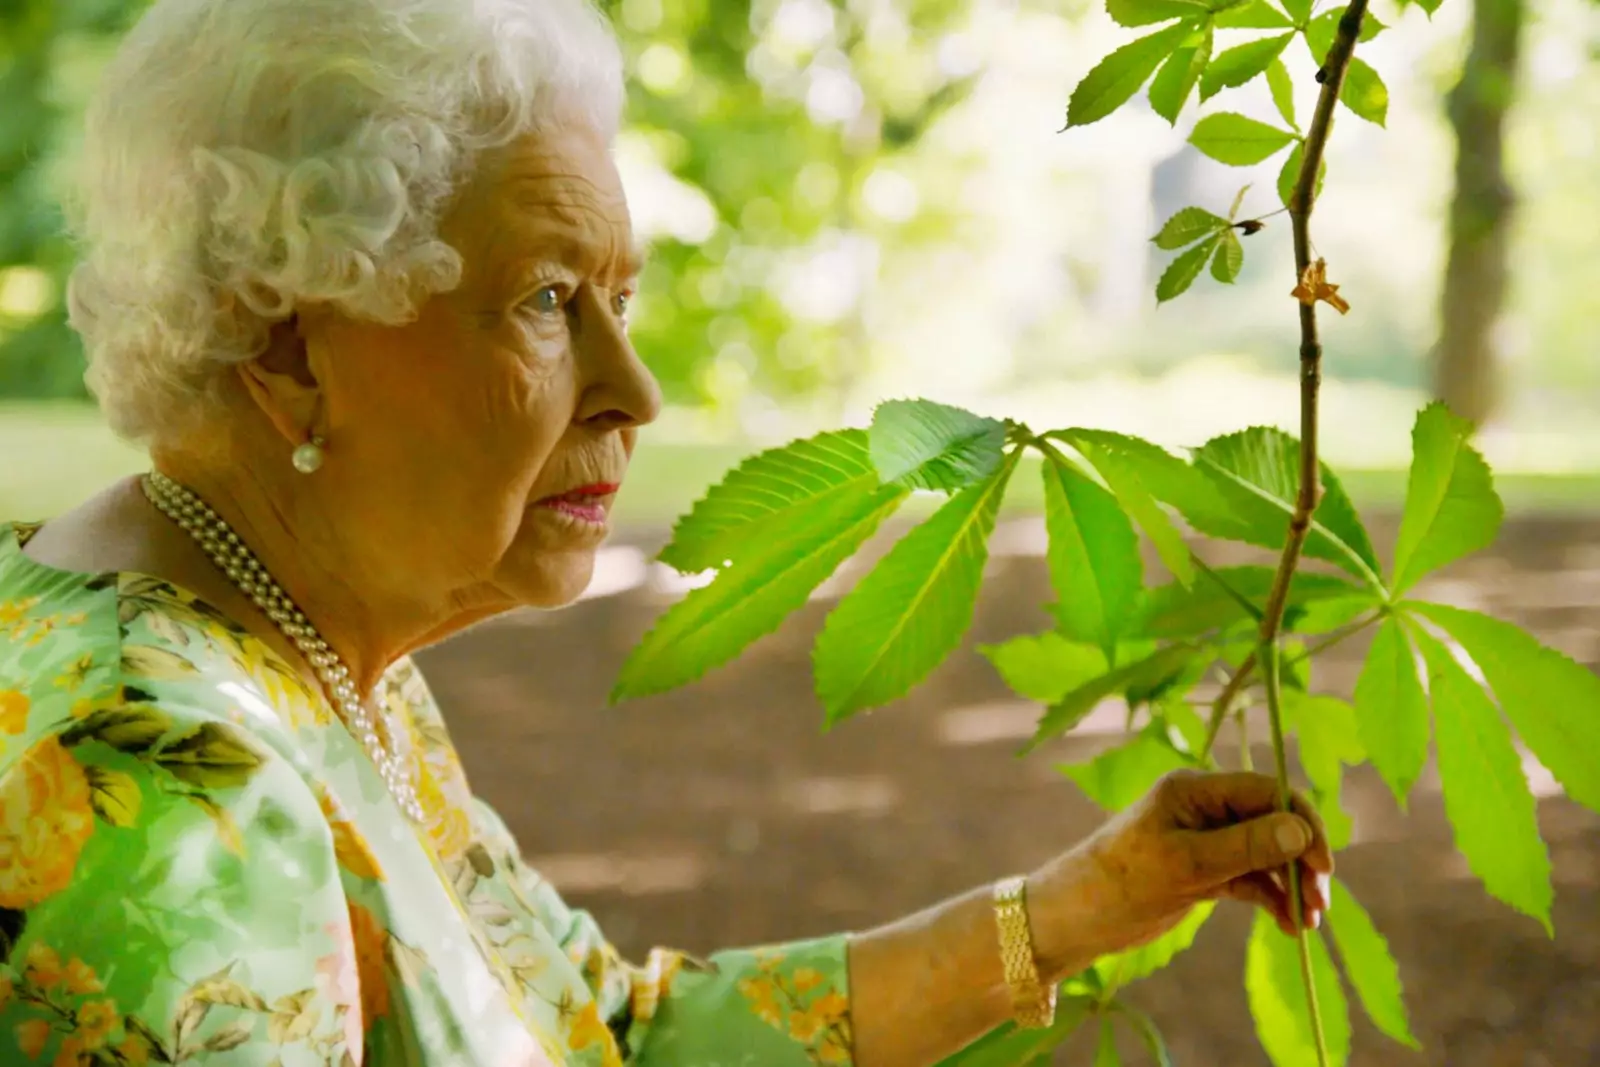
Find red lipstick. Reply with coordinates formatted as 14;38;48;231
535;483;619;525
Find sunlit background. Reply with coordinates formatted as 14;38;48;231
3;0;1598;1062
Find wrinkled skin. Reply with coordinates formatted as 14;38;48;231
1030;769;1335;979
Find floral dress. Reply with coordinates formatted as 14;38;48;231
0;521;855;1066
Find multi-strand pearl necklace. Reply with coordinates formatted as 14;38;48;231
141;470;424;822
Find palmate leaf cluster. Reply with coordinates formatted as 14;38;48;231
615;398;1600;1066
1067;0;1415;302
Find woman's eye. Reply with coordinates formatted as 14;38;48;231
530;286;563;315
614;290;633;318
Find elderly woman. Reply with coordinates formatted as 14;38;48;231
0;0;1334;1064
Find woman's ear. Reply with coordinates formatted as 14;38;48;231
237;315;324;447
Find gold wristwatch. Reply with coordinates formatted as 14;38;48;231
992;875;1056;1029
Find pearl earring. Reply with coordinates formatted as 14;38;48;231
291;435;326;474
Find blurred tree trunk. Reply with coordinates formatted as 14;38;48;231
1431;0;1526;425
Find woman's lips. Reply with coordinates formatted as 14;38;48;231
534;483;619;525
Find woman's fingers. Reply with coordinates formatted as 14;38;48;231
1286;794;1336;876
1157;771;1336;893
1222;869;1327;936
1222;871;1297;936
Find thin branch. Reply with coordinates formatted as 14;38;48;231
1263;3;1373;1064
1235;705;1253;771
1284;611;1380;670
1197;610;1378;766
1201;654;1256;766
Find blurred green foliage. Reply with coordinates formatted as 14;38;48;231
600;0;978;411
0;0;147;399
0;0;978;407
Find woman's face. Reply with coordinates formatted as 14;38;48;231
300;122;661;614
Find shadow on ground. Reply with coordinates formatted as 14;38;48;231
415;514;1600;1066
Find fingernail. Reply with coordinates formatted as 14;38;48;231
1317;872;1332;911
1275;818;1309;855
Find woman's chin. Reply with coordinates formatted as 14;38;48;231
498;542;599;609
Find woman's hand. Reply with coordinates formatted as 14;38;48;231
1027;769;1336;979
848;769;1336;1066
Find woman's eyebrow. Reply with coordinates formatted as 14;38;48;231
503;232;649;286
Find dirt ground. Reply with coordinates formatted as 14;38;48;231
414;514;1600;1066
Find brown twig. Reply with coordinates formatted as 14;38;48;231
1260;3;1372;1064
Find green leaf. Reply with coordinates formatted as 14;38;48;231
1156;237;1217;302
1189;112;1296;166
1128;644;1207;706
1042;452;1143;657
1325;881;1417;1047
1148;28;1213;123
1213;0;1294;28
1339;57;1388;125
1056;431;1201;585
1292;595;1377;636
1391;402;1503;594
1027;644;1199;751
1246;915;1351;1067
1061;429;1230;529
870;399;1008;492
1151;206;1229;250
1067;23;1195;128
1413;628;1554;929
1188;428;1382;586
1211;228;1245;282
1278;637;1312;692
1282;693;1366;777
933;997;1092;1066
1228;184;1253;220
1352;617;1430;807
1159;696;1209;755
657;429;883;573
1060;724;1193;812
614;484;906;700
1304;10;1387;63
1266;57;1297;129
1107;0;1210;27
1199;33;1294;100
1282;691;1364;849
815;457;1017;721
1276;143;1326;208
1094;902;1216;989
1413;603;1600;815
980;632;1110;704
1279;0;1313;25
1135;567;1365;639
1095;1017;1122;1067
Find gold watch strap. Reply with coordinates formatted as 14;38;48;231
992;875;1056;1029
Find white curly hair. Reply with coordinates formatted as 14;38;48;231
62;0;625;444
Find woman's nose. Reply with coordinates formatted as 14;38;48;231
574;287;662;429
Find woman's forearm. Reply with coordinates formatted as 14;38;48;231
844;872;1100;1067
840;771;1336;1067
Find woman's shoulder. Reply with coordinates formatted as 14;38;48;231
2;521;322;764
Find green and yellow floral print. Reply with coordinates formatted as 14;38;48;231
0;522;855;1066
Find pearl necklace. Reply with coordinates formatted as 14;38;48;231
141;471;424;822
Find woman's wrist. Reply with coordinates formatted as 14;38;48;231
1024;852;1118;985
